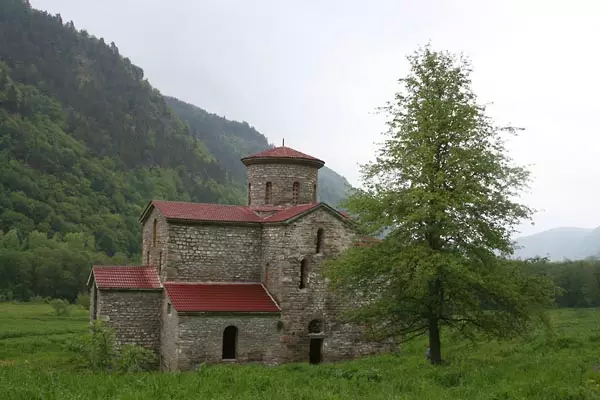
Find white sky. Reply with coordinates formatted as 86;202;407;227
31;0;600;236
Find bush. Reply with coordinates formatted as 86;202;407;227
29;295;49;304
0;290;14;302
67;320;156;372
117;344;157;372
49;298;71;316
76;293;90;310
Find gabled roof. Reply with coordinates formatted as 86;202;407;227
88;266;162;290
148;201;262;223
241;146;325;168
139;200;353;225
261;202;321;223
164;282;280;313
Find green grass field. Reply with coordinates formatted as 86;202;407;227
1;303;600;399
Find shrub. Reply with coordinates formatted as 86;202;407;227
67;320;156;372
66;320;115;370
76;293;90;310
29;295;49;304
116;344;157;372
0;290;14;302
88;320;117;370
49;298;71;316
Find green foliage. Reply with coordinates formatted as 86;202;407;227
1;303;600;399
67;320;115;370
325;45;556;364
67;319;156;372
49;298;71;316
116;344;157;372
75;293;90;310
517;257;600;307
0;229;125;301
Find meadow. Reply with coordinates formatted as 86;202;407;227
1;303;599;399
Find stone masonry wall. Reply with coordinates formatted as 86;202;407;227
262;208;394;362
160;292;179;371
141;207;169;281
167;223;262;282
176;314;282;370
247;163;318;207
96;290;162;352
90;281;98;320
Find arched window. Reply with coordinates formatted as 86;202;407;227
222;326;238;359
316;228;324;253
146;251;150;265
299;258;308;289
313;183;317;203
265;182;272;204
248;183;252;205
153;219;158;247
308;319;324;334
292;181;300;204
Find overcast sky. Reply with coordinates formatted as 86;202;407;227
31;0;600;236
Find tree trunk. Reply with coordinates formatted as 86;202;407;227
428;316;442;364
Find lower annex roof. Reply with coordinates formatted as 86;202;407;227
89;266;161;289
164;282;280;313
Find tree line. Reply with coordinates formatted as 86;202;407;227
0;222;598;307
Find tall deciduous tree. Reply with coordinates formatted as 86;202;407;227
325;46;556;364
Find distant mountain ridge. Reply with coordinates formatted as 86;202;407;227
513;226;600;261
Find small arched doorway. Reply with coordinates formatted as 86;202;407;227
222;326;238;359
308;319;324;364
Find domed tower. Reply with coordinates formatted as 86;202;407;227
241;146;325;207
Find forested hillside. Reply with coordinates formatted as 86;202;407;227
0;0;350;301
164;97;352;206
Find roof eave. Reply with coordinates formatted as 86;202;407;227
96;287;163;292
175;310;281;315
86;269;95;288
241;156;325;169
138;200;156;224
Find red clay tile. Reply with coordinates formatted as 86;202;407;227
92;266;161;289
242;146;323;163
164;283;280;312
152;201;263;223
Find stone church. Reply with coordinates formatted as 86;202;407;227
87;146;391;371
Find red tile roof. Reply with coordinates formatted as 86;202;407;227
91;266;161;289
241;146;324;167
339;210;351;219
261;203;319;222
141;200;352;225
164;283;280;312
152;201;262;223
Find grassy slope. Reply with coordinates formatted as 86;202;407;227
1;304;600;399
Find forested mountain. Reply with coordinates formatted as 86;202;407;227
164;97;351;206
0;0;350;301
513;227;600;261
